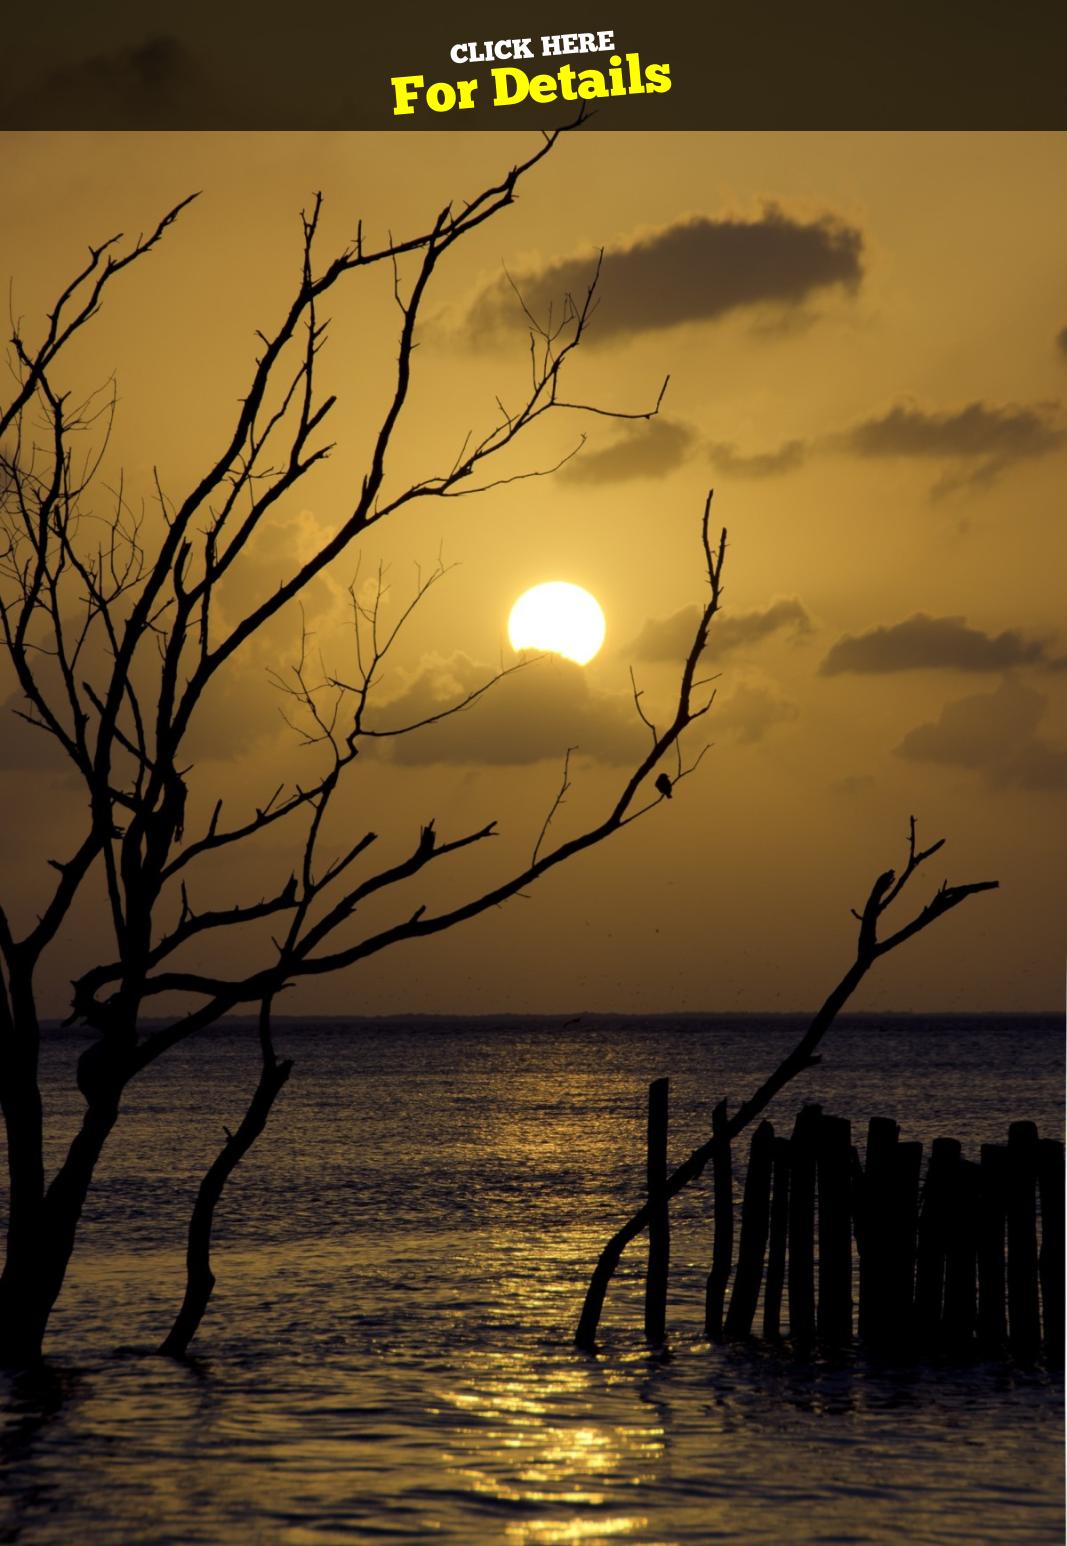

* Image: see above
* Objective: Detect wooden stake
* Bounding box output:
[887,1141,923,1351]
[944,1158,981,1355]
[704,1099,732,1340]
[787,1104,821,1347]
[644,1077,670,1346]
[725,1121,775,1339]
[1007,1121,1041,1364]
[977,1144,1008,1354]
[1037,1137,1064,1369]
[915,1137,961,1349]
[817,1114,853,1344]
[859,1116,899,1344]
[763,1136,791,1340]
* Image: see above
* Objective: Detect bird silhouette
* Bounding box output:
[654,772,673,799]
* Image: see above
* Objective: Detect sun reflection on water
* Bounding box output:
[504,1516,652,1543]
[434,1356,668,1528]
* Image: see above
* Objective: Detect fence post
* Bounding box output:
[644,1077,670,1346]
[725,1121,775,1339]
[977,1144,1008,1354]
[858,1116,899,1344]
[1007,1120,1041,1364]
[1037,1137,1064,1369]
[704,1099,732,1340]
[787,1104,821,1346]
[887,1140,923,1351]
[944,1158,981,1355]
[763,1136,791,1340]
[817,1115,853,1344]
[915,1137,961,1350]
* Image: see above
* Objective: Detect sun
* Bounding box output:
[507,581,606,665]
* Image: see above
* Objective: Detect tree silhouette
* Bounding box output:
[0,128,723,1363]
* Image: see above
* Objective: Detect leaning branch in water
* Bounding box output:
[573,818,997,1351]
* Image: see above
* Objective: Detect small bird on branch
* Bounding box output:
[654,773,673,800]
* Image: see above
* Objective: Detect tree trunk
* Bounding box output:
[0,979,49,1366]
[0,1092,121,1365]
[159,1056,293,1359]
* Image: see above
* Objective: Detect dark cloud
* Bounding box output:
[629,598,811,664]
[564,424,811,487]
[895,676,1067,790]
[714,681,798,744]
[0,653,281,774]
[183,665,282,763]
[707,438,808,478]
[835,399,1064,493]
[379,649,798,765]
[0,694,75,776]
[466,205,864,344]
[832,773,877,798]
[820,613,1061,676]
[377,653,644,766]
[560,419,697,485]
[15,34,212,129]
[1056,326,1067,360]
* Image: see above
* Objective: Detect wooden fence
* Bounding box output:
[641,1083,1064,1366]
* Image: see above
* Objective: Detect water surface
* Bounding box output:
[2,1014,1063,1543]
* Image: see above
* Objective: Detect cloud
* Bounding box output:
[376,652,644,766]
[0,694,77,776]
[714,680,799,744]
[629,598,812,664]
[19,35,210,128]
[466,205,864,344]
[707,439,808,478]
[562,423,811,487]
[559,419,697,485]
[832,773,877,798]
[378,648,798,765]
[182,664,283,763]
[895,676,1067,790]
[820,613,1062,676]
[834,399,1064,493]
[0,654,282,775]
[1056,326,1067,360]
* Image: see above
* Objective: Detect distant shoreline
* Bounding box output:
[40,1009,1065,1035]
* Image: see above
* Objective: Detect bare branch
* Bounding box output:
[533,747,576,866]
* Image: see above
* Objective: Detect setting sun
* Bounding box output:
[507,582,606,665]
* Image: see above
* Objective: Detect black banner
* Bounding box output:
[4,0,1066,129]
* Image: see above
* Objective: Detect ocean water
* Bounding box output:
[1,1014,1063,1544]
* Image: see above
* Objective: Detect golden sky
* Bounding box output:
[1,130,1065,1014]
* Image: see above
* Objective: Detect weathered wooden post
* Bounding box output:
[763,1135,791,1340]
[704,1099,732,1340]
[788,1104,821,1346]
[977,1143,1008,1353]
[817,1114,853,1344]
[1037,1137,1064,1368]
[1007,1120,1041,1363]
[915,1137,961,1349]
[858,1116,899,1344]
[944,1158,981,1354]
[725,1120,775,1339]
[887,1140,923,1350]
[644,1077,670,1346]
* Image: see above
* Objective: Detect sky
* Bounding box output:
[1,129,1065,1015]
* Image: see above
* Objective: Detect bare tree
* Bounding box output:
[574,817,998,1350]
[0,128,724,1364]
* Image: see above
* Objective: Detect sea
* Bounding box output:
[1,1013,1063,1544]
